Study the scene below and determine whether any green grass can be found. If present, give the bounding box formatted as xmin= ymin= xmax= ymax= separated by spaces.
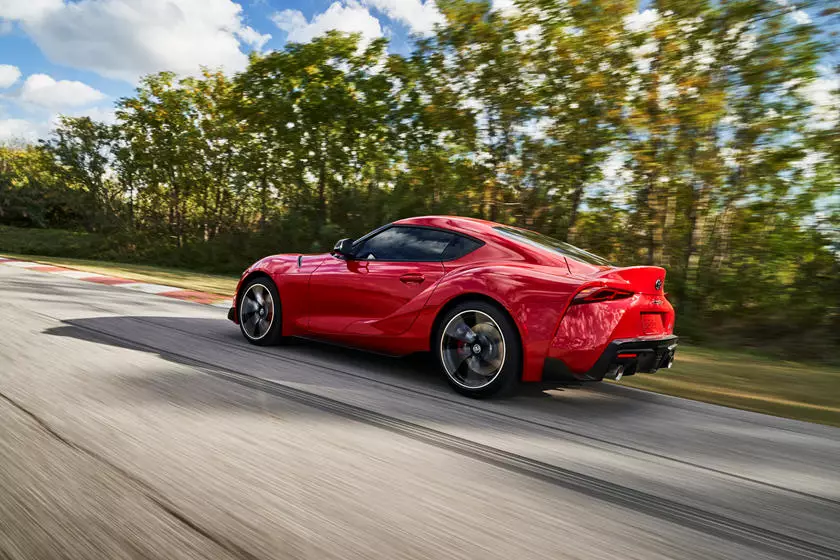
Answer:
xmin=3 ymin=251 xmax=839 ymax=427
xmin=0 ymin=252 xmax=238 ymax=296
xmin=618 ymin=345 xmax=840 ymax=427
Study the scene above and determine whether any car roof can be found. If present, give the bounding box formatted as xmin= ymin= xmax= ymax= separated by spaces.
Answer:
xmin=392 ymin=215 xmax=568 ymax=266
xmin=389 ymin=216 xmax=610 ymax=270
xmin=392 ymin=215 xmax=505 ymax=238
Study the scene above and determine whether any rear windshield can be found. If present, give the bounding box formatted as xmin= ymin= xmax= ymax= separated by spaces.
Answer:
xmin=494 ymin=226 xmax=611 ymax=266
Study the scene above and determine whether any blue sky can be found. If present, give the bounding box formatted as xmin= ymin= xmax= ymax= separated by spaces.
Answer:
xmin=0 ymin=0 xmax=453 ymax=142
xmin=0 ymin=0 xmax=835 ymax=145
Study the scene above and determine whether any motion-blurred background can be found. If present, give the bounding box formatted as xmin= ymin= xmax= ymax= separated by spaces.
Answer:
xmin=1 ymin=0 xmax=838 ymax=362
xmin=1 ymin=5 xmax=840 ymax=559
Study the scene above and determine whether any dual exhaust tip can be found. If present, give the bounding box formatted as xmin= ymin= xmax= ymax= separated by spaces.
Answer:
xmin=606 ymin=350 xmax=674 ymax=381
xmin=605 ymin=365 xmax=625 ymax=381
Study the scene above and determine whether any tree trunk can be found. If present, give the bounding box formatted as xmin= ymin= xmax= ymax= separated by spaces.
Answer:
xmin=566 ymin=182 xmax=585 ymax=242
xmin=259 ymin=172 xmax=268 ymax=232
xmin=483 ymin=178 xmax=496 ymax=221
xmin=645 ymin=176 xmax=662 ymax=265
xmin=176 ymin=187 xmax=183 ymax=249
xmin=712 ymin=204 xmax=733 ymax=272
xmin=683 ymin=183 xmax=711 ymax=301
xmin=317 ymin=153 xmax=328 ymax=228
xmin=645 ymin=40 xmax=666 ymax=266
xmin=127 ymin=176 xmax=134 ymax=230
xmin=713 ymin=166 xmax=743 ymax=271
xmin=202 ymin=181 xmax=210 ymax=242
xmin=662 ymin=177 xmax=677 ymax=267
xmin=212 ymin=148 xmax=232 ymax=239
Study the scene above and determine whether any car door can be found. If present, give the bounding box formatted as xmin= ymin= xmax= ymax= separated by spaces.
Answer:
xmin=306 ymin=226 xmax=454 ymax=337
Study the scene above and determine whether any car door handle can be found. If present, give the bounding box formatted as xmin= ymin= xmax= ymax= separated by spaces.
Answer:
xmin=400 ymin=273 xmax=425 ymax=284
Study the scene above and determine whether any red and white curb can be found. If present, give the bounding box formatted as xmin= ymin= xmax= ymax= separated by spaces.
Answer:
xmin=0 ymin=256 xmax=232 ymax=309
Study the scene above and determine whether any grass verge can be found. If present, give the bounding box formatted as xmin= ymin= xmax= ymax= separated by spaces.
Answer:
xmin=3 ymin=252 xmax=839 ymax=427
xmin=0 ymin=252 xmax=238 ymax=296
xmin=619 ymin=345 xmax=840 ymax=428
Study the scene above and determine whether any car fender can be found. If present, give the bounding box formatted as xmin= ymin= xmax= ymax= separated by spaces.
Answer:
xmin=235 ymin=254 xmax=326 ymax=334
xmin=230 ymin=258 xmax=277 ymax=323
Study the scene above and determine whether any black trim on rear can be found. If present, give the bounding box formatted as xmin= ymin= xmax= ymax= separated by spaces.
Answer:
xmin=543 ymin=335 xmax=678 ymax=382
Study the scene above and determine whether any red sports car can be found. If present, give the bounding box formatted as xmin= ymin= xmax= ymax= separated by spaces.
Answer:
xmin=228 ymin=216 xmax=677 ymax=398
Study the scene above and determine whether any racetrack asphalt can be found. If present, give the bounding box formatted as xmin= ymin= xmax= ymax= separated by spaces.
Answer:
xmin=1 ymin=264 xmax=838 ymax=560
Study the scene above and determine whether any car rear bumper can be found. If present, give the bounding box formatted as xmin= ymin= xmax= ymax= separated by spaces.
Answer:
xmin=543 ymin=335 xmax=678 ymax=382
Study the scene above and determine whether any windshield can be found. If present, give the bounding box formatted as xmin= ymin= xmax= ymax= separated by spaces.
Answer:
xmin=494 ymin=226 xmax=611 ymax=266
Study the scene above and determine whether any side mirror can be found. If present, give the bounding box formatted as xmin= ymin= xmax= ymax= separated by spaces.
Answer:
xmin=332 ymin=238 xmax=355 ymax=259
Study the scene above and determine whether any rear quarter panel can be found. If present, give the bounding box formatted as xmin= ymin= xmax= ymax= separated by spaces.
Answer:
xmin=407 ymin=263 xmax=582 ymax=382
xmin=548 ymin=293 xmax=675 ymax=374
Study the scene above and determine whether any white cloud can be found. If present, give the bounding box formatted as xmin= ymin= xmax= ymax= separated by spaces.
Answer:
xmin=272 ymin=9 xmax=307 ymax=35
xmin=800 ymin=76 xmax=840 ymax=130
xmin=790 ymin=9 xmax=811 ymax=25
xmin=237 ymin=25 xmax=271 ymax=51
xmin=586 ymin=150 xmax=633 ymax=206
xmin=0 ymin=64 xmax=21 ymax=88
xmin=801 ymin=77 xmax=839 ymax=107
xmin=793 ymin=149 xmax=825 ymax=179
xmin=693 ymin=39 xmax=716 ymax=71
xmin=492 ymin=0 xmax=520 ymax=16
xmin=515 ymin=24 xmax=542 ymax=45
xmin=630 ymin=38 xmax=658 ymax=73
xmin=19 ymin=74 xmax=106 ymax=109
xmin=0 ymin=0 xmax=61 ymax=21
xmin=659 ymin=77 xmax=678 ymax=102
xmin=0 ymin=0 xmax=257 ymax=83
xmin=0 ymin=103 xmax=117 ymax=146
xmin=0 ymin=118 xmax=42 ymax=144
xmin=362 ymin=0 xmax=443 ymax=35
xmin=733 ymin=33 xmax=757 ymax=60
xmin=516 ymin=116 xmax=553 ymax=141
xmin=273 ymin=1 xmax=383 ymax=45
xmin=51 ymin=105 xmax=117 ymax=127
xmin=624 ymin=9 xmax=660 ymax=33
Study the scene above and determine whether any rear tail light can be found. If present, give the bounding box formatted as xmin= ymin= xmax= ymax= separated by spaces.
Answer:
xmin=571 ymin=286 xmax=634 ymax=305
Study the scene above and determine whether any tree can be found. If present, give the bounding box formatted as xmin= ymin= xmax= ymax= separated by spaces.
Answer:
xmin=1 ymin=1 xmax=837 ymax=359
xmin=42 ymin=116 xmax=116 ymax=231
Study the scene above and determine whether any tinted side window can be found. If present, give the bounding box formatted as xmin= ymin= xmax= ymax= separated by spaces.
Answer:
xmin=441 ymin=235 xmax=483 ymax=261
xmin=355 ymin=227 xmax=455 ymax=261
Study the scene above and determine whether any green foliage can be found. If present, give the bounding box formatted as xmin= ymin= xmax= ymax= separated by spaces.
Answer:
xmin=0 ymin=1 xmax=837 ymax=360
xmin=0 ymin=145 xmax=92 ymax=229
xmin=0 ymin=225 xmax=120 ymax=259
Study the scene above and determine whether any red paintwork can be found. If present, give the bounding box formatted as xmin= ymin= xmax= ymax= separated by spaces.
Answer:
xmin=231 ymin=216 xmax=676 ymax=382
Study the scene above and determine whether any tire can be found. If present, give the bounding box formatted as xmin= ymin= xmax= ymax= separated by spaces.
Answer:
xmin=434 ymin=300 xmax=521 ymax=398
xmin=238 ymin=276 xmax=283 ymax=346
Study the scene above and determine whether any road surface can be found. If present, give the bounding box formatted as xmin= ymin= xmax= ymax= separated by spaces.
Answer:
xmin=1 ymin=264 xmax=838 ymax=559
